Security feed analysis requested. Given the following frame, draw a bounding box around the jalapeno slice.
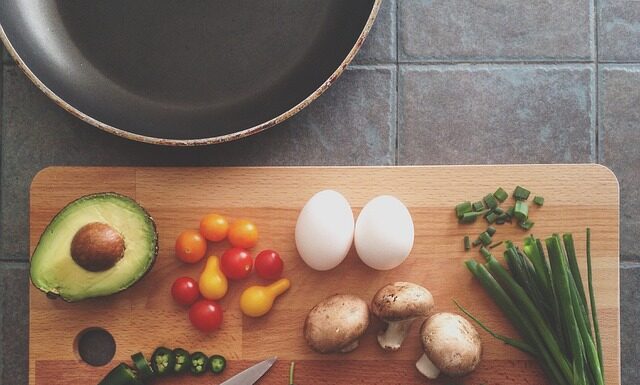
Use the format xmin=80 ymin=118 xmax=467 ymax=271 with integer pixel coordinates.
xmin=189 ymin=351 xmax=209 ymax=375
xmin=172 ymin=348 xmax=191 ymax=374
xmin=130 ymin=352 xmax=154 ymax=382
xmin=98 ymin=363 xmax=143 ymax=385
xmin=150 ymin=347 xmax=175 ymax=376
xmin=209 ymin=354 xmax=227 ymax=374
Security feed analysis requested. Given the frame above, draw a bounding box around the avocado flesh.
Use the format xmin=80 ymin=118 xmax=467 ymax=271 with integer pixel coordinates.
xmin=30 ymin=193 xmax=158 ymax=302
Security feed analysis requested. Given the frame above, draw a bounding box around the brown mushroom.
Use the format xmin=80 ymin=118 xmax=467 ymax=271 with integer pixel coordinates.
xmin=71 ymin=222 xmax=125 ymax=272
xmin=304 ymin=294 xmax=370 ymax=353
xmin=371 ymin=282 xmax=434 ymax=351
xmin=415 ymin=312 xmax=482 ymax=379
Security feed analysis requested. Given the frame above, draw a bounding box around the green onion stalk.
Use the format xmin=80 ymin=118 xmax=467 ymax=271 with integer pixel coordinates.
xmin=458 ymin=229 xmax=604 ymax=385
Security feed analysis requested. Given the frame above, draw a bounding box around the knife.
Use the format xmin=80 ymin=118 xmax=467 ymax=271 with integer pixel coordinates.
xmin=220 ymin=357 xmax=278 ymax=385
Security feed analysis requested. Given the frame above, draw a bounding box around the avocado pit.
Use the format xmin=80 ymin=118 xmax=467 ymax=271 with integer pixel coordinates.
xmin=71 ymin=222 xmax=125 ymax=272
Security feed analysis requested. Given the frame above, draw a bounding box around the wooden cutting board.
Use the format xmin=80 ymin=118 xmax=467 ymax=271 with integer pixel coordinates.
xmin=29 ymin=165 xmax=620 ymax=385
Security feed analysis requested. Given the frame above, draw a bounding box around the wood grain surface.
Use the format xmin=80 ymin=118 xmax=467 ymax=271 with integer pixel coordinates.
xmin=29 ymin=165 xmax=620 ymax=385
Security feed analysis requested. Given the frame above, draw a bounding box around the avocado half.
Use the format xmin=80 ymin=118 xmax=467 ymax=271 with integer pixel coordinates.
xmin=30 ymin=192 xmax=158 ymax=302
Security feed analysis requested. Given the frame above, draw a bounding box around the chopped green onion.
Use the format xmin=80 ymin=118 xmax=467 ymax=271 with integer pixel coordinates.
xmin=489 ymin=241 xmax=504 ymax=249
xmin=495 ymin=218 xmax=506 ymax=225
xmin=514 ymin=201 xmax=529 ymax=222
xmin=484 ymin=194 xmax=499 ymax=210
xmin=464 ymin=236 xmax=471 ymax=251
xmin=493 ymin=207 xmax=505 ymax=215
xmin=479 ymin=231 xmax=492 ymax=246
xmin=485 ymin=212 xmax=498 ymax=224
xmin=472 ymin=201 xmax=485 ymax=212
xmin=519 ymin=219 xmax=535 ymax=230
xmin=487 ymin=226 xmax=497 ymax=236
xmin=456 ymin=201 xmax=473 ymax=219
xmin=534 ymin=196 xmax=545 ymax=206
xmin=460 ymin=211 xmax=485 ymax=223
xmin=494 ymin=187 xmax=509 ymax=202
xmin=506 ymin=206 xmax=515 ymax=217
xmin=472 ymin=239 xmax=482 ymax=247
xmin=513 ymin=186 xmax=531 ymax=201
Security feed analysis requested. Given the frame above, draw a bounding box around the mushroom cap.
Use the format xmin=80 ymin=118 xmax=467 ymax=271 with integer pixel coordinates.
xmin=304 ymin=294 xmax=370 ymax=353
xmin=371 ymin=282 xmax=434 ymax=321
xmin=420 ymin=312 xmax=482 ymax=377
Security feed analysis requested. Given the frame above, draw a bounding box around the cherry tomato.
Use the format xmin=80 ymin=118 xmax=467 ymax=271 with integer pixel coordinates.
xmin=175 ymin=229 xmax=207 ymax=263
xmin=228 ymin=219 xmax=258 ymax=249
xmin=220 ymin=247 xmax=253 ymax=280
xmin=200 ymin=214 xmax=229 ymax=242
xmin=254 ymin=250 xmax=284 ymax=280
xmin=171 ymin=276 xmax=200 ymax=306
xmin=189 ymin=299 xmax=223 ymax=332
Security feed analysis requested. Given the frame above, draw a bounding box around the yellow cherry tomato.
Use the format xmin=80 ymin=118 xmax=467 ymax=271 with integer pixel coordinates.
xmin=228 ymin=219 xmax=258 ymax=249
xmin=240 ymin=278 xmax=290 ymax=317
xmin=200 ymin=214 xmax=229 ymax=242
xmin=199 ymin=256 xmax=228 ymax=300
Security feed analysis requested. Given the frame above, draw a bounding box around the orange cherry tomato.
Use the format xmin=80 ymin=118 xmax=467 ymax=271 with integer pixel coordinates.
xmin=200 ymin=214 xmax=229 ymax=242
xmin=175 ymin=229 xmax=207 ymax=263
xmin=228 ymin=219 xmax=258 ymax=249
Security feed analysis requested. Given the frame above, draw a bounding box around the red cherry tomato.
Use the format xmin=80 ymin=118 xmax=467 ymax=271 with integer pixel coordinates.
xmin=189 ymin=299 xmax=223 ymax=332
xmin=220 ymin=248 xmax=253 ymax=280
xmin=171 ymin=277 xmax=200 ymax=306
xmin=254 ymin=250 xmax=284 ymax=280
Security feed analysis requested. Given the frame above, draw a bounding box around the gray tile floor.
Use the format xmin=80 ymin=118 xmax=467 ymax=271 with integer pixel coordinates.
xmin=1 ymin=1 xmax=639 ymax=383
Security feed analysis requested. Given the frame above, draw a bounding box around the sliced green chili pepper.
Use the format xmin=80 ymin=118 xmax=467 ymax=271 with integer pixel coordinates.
xmin=209 ymin=354 xmax=227 ymax=374
xmin=98 ymin=363 xmax=143 ymax=385
xmin=190 ymin=352 xmax=209 ymax=375
xmin=172 ymin=348 xmax=191 ymax=374
xmin=130 ymin=353 xmax=153 ymax=382
xmin=151 ymin=347 xmax=175 ymax=377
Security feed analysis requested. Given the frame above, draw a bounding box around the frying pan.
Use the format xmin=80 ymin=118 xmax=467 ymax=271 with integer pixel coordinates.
xmin=0 ymin=1 xmax=380 ymax=145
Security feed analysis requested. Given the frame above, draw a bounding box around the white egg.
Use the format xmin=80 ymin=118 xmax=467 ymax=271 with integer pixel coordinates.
xmin=354 ymin=195 xmax=414 ymax=270
xmin=295 ymin=190 xmax=355 ymax=271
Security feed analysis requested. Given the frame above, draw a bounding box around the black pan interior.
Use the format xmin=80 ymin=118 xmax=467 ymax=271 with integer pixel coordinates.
xmin=0 ymin=0 xmax=375 ymax=140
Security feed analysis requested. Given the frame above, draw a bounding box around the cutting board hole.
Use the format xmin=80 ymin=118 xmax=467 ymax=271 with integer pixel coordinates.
xmin=75 ymin=327 xmax=116 ymax=367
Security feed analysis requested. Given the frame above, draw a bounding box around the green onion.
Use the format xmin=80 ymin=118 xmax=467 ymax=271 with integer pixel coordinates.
xmin=495 ymin=218 xmax=506 ymax=225
xmin=493 ymin=207 xmax=505 ymax=215
xmin=519 ymin=219 xmax=535 ymax=230
xmin=489 ymin=241 xmax=504 ymax=249
xmin=485 ymin=212 xmax=498 ymax=224
xmin=494 ymin=187 xmax=509 ymax=202
xmin=514 ymin=201 xmax=529 ymax=222
xmin=472 ymin=239 xmax=482 ymax=247
xmin=464 ymin=236 xmax=471 ymax=251
xmin=534 ymin=196 xmax=545 ymax=206
xmin=479 ymin=231 xmax=492 ymax=246
xmin=472 ymin=201 xmax=485 ymax=212
xmin=463 ymin=232 xmax=605 ymax=385
xmin=506 ymin=206 xmax=515 ymax=217
xmin=484 ymin=194 xmax=499 ymax=210
xmin=514 ymin=186 xmax=531 ymax=200
xmin=460 ymin=211 xmax=485 ymax=223
xmin=487 ymin=226 xmax=497 ymax=236
xmin=455 ymin=201 xmax=473 ymax=219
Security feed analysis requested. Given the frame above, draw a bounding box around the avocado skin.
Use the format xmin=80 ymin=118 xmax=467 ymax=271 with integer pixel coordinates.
xmin=30 ymin=192 xmax=159 ymax=302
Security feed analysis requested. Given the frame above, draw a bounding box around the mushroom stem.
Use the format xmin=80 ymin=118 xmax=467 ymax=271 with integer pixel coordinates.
xmin=339 ymin=340 xmax=359 ymax=353
xmin=415 ymin=353 xmax=440 ymax=379
xmin=377 ymin=318 xmax=416 ymax=351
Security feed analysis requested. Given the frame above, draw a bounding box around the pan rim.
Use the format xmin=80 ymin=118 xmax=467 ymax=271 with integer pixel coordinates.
xmin=0 ymin=0 xmax=382 ymax=146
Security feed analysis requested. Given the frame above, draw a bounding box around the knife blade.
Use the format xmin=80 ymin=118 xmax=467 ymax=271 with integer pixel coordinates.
xmin=220 ymin=357 xmax=277 ymax=385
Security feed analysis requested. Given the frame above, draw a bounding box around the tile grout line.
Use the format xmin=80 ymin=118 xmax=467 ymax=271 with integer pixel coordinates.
xmin=394 ymin=0 xmax=399 ymax=166
xmin=593 ymin=0 xmax=600 ymax=164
